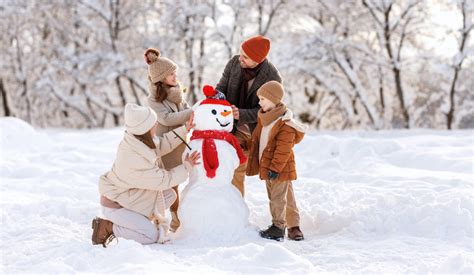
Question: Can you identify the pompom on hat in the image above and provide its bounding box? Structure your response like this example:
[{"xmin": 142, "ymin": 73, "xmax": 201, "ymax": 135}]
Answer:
[
  {"xmin": 124, "ymin": 103, "xmax": 157, "ymax": 135},
  {"xmin": 199, "ymin": 85, "xmax": 231, "ymax": 106},
  {"xmin": 144, "ymin": 48, "xmax": 177, "ymax": 83}
]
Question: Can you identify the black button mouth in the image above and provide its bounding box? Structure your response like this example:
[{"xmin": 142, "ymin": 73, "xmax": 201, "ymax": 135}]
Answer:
[{"xmin": 216, "ymin": 118, "xmax": 230, "ymax": 127}]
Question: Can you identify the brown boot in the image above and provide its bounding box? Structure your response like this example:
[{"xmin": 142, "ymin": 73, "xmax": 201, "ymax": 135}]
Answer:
[
  {"xmin": 91, "ymin": 217, "xmax": 115, "ymax": 247},
  {"xmin": 288, "ymin": 226, "xmax": 304, "ymax": 241},
  {"xmin": 170, "ymin": 211, "xmax": 180, "ymax": 232}
]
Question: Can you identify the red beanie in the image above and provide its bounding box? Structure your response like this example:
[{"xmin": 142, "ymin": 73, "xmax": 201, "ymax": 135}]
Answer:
[{"xmin": 241, "ymin": 35, "xmax": 270, "ymax": 64}]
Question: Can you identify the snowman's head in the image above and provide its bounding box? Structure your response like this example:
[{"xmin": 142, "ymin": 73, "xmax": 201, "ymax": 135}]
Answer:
[{"xmin": 194, "ymin": 85, "xmax": 234, "ymax": 132}]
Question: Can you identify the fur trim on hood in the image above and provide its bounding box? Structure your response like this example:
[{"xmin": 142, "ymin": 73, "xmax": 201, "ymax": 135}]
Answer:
[{"xmin": 281, "ymin": 109, "xmax": 308, "ymax": 134}]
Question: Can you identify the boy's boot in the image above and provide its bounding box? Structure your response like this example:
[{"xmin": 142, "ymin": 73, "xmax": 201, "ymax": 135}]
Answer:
[
  {"xmin": 259, "ymin": 224, "xmax": 285, "ymax": 241},
  {"xmin": 288, "ymin": 226, "xmax": 304, "ymax": 241}
]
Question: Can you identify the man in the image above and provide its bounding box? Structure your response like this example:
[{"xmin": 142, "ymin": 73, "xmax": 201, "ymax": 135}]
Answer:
[
  {"xmin": 215, "ymin": 35, "xmax": 281, "ymax": 196},
  {"xmin": 216, "ymin": 35, "xmax": 305, "ymax": 241}
]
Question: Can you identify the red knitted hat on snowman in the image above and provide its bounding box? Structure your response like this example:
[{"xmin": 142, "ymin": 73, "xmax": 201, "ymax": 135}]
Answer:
[{"xmin": 200, "ymin": 85, "xmax": 231, "ymax": 106}]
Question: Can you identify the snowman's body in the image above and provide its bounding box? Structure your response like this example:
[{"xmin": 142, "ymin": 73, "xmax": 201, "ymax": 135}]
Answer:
[{"xmin": 175, "ymin": 86, "xmax": 249, "ymax": 241}]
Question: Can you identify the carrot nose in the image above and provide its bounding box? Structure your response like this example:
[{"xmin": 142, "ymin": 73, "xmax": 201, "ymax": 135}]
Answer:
[{"xmin": 221, "ymin": 110, "xmax": 231, "ymax": 117}]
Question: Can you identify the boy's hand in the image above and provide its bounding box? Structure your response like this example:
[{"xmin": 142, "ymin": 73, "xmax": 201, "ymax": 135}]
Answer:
[{"xmin": 268, "ymin": 170, "xmax": 279, "ymax": 180}]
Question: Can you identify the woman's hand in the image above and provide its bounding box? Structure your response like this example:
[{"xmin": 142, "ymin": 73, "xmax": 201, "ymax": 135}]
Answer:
[
  {"xmin": 185, "ymin": 112, "xmax": 195, "ymax": 132},
  {"xmin": 184, "ymin": 151, "xmax": 201, "ymax": 166}
]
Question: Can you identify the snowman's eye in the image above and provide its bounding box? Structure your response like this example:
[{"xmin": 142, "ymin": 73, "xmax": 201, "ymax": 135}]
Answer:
[{"xmin": 211, "ymin": 109, "xmax": 217, "ymax": 115}]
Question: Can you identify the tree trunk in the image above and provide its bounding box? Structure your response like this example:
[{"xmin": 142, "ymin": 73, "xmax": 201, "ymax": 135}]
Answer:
[
  {"xmin": 104, "ymin": 94, "xmax": 118, "ymax": 127},
  {"xmin": 257, "ymin": 2, "xmax": 264, "ymax": 35},
  {"xmin": 195, "ymin": 34, "xmax": 205, "ymax": 104},
  {"xmin": 101, "ymin": 109, "xmax": 108, "ymax": 127},
  {"xmin": 447, "ymin": 0, "xmax": 470, "ymax": 130},
  {"xmin": 184, "ymin": 15, "xmax": 197, "ymax": 103},
  {"xmin": 446, "ymin": 68, "xmax": 459, "ymax": 130},
  {"xmin": 188, "ymin": 69, "xmax": 196, "ymax": 103},
  {"xmin": 393, "ymin": 67, "xmax": 409, "ymax": 127},
  {"xmin": 129, "ymin": 78, "xmax": 141, "ymax": 105},
  {"xmin": 115, "ymin": 76, "xmax": 126, "ymax": 126},
  {"xmin": 378, "ymin": 66, "xmax": 385, "ymax": 111},
  {"xmin": 0, "ymin": 78, "xmax": 11, "ymax": 116},
  {"xmin": 21, "ymin": 80, "xmax": 32, "ymax": 123},
  {"xmin": 14, "ymin": 34, "xmax": 32, "ymax": 123},
  {"xmin": 257, "ymin": 0, "xmax": 284, "ymax": 36},
  {"xmin": 383, "ymin": 7, "xmax": 409, "ymax": 128}
]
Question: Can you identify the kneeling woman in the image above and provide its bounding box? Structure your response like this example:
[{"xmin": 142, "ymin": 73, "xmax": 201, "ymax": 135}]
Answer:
[{"xmin": 91, "ymin": 103, "xmax": 199, "ymax": 247}]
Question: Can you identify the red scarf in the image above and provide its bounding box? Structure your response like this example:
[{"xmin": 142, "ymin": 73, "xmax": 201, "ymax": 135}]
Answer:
[{"xmin": 191, "ymin": 130, "xmax": 247, "ymax": 178}]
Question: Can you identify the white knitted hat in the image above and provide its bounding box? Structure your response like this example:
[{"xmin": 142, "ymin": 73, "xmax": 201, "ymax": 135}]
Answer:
[{"xmin": 124, "ymin": 103, "xmax": 157, "ymax": 135}]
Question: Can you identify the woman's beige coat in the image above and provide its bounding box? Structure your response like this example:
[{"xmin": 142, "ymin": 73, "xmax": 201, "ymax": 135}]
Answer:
[{"xmin": 99, "ymin": 126, "xmax": 189, "ymax": 218}]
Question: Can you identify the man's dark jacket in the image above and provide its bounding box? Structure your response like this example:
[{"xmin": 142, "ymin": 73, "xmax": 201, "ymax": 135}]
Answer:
[{"xmin": 215, "ymin": 55, "xmax": 282, "ymax": 133}]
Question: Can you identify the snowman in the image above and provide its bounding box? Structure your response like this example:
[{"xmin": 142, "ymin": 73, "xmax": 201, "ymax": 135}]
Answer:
[{"xmin": 175, "ymin": 85, "xmax": 249, "ymax": 241}]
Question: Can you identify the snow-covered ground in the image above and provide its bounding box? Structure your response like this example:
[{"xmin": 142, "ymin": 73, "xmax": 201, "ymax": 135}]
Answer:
[{"xmin": 1, "ymin": 117, "xmax": 473, "ymax": 274}]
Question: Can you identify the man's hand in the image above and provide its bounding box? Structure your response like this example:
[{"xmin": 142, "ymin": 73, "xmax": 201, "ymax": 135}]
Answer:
[{"xmin": 231, "ymin": 105, "xmax": 239, "ymax": 120}]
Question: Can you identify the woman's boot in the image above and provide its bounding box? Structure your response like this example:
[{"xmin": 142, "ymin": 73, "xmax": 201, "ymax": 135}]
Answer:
[{"xmin": 91, "ymin": 217, "xmax": 115, "ymax": 247}]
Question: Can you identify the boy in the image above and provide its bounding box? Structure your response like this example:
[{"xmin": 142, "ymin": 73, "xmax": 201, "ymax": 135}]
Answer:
[{"xmin": 246, "ymin": 81, "xmax": 306, "ymax": 241}]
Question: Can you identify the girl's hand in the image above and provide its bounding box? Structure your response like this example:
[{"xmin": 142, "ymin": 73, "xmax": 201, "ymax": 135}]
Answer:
[
  {"xmin": 185, "ymin": 112, "xmax": 195, "ymax": 132},
  {"xmin": 184, "ymin": 151, "xmax": 201, "ymax": 166}
]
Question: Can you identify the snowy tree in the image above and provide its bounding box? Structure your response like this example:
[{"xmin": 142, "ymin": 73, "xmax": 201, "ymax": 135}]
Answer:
[
  {"xmin": 361, "ymin": 0, "xmax": 426, "ymax": 128},
  {"xmin": 1, "ymin": 0, "xmax": 472, "ymax": 130},
  {"xmin": 446, "ymin": 0, "xmax": 473, "ymax": 129},
  {"xmin": 209, "ymin": 0, "xmax": 248, "ymax": 59},
  {"xmin": 274, "ymin": 0, "xmax": 386, "ymax": 129}
]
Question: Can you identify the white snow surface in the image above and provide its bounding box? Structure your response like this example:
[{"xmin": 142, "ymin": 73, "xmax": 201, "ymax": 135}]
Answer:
[{"xmin": 1, "ymin": 117, "xmax": 473, "ymax": 274}]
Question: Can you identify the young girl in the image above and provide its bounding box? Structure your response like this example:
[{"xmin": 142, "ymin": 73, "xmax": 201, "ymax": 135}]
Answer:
[
  {"xmin": 91, "ymin": 103, "xmax": 200, "ymax": 247},
  {"xmin": 144, "ymin": 48, "xmax": 193, "ymax": 231}
]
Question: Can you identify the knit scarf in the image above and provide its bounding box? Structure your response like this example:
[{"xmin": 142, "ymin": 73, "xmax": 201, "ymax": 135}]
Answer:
[
  {"xmin": 238, "ymin": 61, "xmax": 264, "ymax": 108},
  {"xmin": 191, "ymin": 130, "xmax": 247, "ymax": 178},
  {"xmin": 258, "ymin": 103, "xmax": 287, "ymax": 126},
  {"xmin": 166, "ymin": 85, "xmax": 184, "ymax": 105},
  {"xmin": 148, "ymin": 80, "xmax": 184, "ymax": 105}
]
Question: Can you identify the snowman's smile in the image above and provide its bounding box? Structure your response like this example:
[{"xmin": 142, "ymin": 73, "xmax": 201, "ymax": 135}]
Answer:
[{"xmin": 216, "ymin": 118, "xmax": 230, "ymax": 127}]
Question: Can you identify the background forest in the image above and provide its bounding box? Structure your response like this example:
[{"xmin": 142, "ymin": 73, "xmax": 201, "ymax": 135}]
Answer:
[{"xmin": 1, "ymin": 0, "xmax": 472, "ymax": 130}]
